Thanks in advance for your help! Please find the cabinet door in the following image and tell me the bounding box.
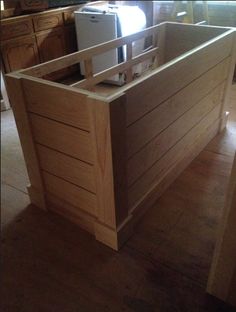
[36,27,66,63]
[1,35,40,73]
[36,27,68,80]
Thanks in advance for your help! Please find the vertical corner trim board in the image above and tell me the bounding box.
[5,74,46,209]
[22,77,90,131]
[219,31,236,131]
[88,94,129,228]
[6,22,236,250]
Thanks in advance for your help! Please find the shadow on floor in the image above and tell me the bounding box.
[2,201,236,312]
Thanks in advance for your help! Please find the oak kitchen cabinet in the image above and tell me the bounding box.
[36,27,69,80]
[0,5,80,78]
[36,28,66,63]
[1,35,40,73]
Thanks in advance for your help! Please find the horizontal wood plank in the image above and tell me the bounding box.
[165,22,227,62]
[127,83,224,187]
[130,115,221,219]
[125,32,233,125]
[22,23,163,78]
[43,171,96,216]
[23,78,90,131]
[30,114,93,163]
[127,58,230,157]
[128,104,222,209]
[36,144,95,193]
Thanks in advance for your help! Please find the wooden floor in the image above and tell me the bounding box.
[1,84,236,312]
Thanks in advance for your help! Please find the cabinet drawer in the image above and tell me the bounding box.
[63,10,75,25]
[33,13,63,32]
[1,19,34,41]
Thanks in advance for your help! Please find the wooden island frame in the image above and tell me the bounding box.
[6,22,236,250]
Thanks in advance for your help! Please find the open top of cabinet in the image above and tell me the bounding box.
[16,22,235,100]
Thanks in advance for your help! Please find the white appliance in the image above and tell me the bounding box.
[74,4,147,85]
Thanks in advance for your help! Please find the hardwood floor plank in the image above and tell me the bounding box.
[1,82,236,311]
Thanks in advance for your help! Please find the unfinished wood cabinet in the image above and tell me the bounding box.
[6,22,236,250]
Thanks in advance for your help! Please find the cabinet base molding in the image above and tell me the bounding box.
[95,216,134,251]
[46,193,96,235]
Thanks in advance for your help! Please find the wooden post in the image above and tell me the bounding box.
[186,1,194,24]
[88,94,132,250]
[219,32,236,131]
[202,0,209,24]
[84,58,94,91]
[126,43,133,83]
[156,23,166,67]
[84,58,93,78]
[5,74,46,209]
